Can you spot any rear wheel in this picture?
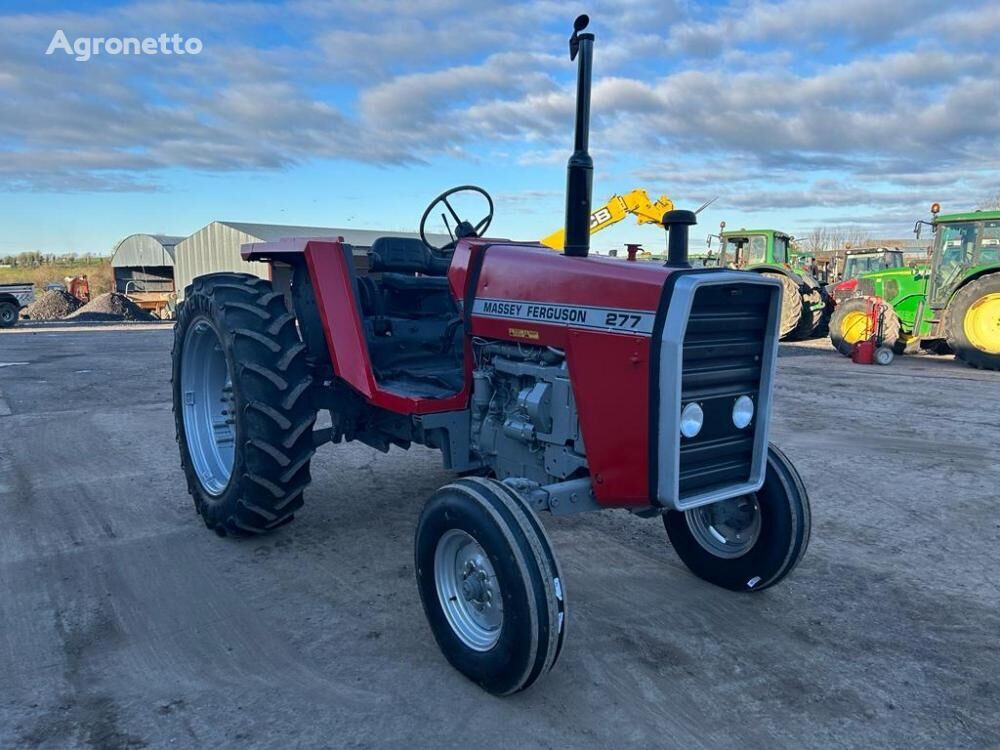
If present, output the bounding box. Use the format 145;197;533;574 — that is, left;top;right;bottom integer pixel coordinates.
172;273;316;535
663;444;810;592
0;301;18;328
415;478;565;695
761;272;802;340
793;287;825;340
946;275;1000;370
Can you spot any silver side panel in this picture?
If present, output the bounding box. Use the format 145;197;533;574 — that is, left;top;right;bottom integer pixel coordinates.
657;271;782;511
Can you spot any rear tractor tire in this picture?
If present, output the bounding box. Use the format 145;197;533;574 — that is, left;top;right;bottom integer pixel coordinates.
663;444;810;592
829;297;900;358
172;272;317;536
945;274;1000;371
761;272;802;340
415;478;566;695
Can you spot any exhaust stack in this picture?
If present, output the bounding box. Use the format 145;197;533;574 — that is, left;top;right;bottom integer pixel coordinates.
663;210;696;268
563;15;595;258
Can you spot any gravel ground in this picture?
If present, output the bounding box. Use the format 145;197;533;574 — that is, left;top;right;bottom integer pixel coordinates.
0;331;998;749
20;290;83;321
65;293;154;322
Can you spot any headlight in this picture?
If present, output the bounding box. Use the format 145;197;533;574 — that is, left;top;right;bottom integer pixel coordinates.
732;395;754;429
679;402;704;438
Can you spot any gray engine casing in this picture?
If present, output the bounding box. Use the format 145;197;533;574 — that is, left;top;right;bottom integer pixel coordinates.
470;344;587;485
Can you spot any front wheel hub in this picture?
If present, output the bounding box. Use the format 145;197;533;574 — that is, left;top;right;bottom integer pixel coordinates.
434;530;503;650
685;495;762;559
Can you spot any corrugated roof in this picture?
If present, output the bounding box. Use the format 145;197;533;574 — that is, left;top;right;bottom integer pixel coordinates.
111;233;187;268
218;221;441;246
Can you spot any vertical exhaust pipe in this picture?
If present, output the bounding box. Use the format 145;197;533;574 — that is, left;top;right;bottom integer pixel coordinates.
663;209;696;268
563;15;595;258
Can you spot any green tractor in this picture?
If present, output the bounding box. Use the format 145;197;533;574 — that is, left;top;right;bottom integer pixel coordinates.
829;205;1000;370
835;247;906;285
708;224;831;339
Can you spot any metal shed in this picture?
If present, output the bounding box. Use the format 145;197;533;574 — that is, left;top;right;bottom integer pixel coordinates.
174;221;447;301
111;233;185;293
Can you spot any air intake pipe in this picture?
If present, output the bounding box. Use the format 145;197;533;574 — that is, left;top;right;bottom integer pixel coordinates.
663;209;696;268
563;15;595;258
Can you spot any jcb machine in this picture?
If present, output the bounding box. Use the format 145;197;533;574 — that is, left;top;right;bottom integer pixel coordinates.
540;188;674;250
172;16;810;695
709;224;831;339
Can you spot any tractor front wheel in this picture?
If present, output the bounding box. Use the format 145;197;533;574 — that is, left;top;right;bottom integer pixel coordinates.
172;273;317;536
946;274;1000;370
829;298;900;357
663;444;810;592
415;478;566;695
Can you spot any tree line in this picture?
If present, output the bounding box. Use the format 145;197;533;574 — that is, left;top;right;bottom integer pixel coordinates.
2;252;108;268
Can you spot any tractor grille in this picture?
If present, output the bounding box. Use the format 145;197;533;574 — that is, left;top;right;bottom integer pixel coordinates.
678;282;773;500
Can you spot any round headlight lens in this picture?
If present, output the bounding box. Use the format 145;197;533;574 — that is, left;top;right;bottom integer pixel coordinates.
732;395;754;429
680;402;704;438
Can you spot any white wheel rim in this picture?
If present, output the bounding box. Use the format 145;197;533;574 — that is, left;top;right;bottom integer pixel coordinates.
686;496;762;559
433;529;503;651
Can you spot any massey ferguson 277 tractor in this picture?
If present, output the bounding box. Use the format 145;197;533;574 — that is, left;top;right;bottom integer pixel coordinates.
172;16;811;695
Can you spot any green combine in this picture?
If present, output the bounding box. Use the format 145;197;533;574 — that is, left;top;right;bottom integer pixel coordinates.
709;225;831;339
829;205;1000;369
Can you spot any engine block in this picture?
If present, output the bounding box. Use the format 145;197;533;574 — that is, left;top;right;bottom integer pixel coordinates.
470;342;587;486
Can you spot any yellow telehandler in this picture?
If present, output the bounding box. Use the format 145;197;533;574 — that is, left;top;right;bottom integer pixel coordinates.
540;188;674;250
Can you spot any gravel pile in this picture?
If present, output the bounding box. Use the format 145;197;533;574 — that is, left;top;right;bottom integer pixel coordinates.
20;290;83;320
65;293;155;322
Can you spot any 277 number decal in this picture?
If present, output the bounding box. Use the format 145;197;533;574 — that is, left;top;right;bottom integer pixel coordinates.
604;312;643;328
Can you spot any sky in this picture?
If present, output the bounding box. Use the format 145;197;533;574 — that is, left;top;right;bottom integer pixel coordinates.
0;0;997;257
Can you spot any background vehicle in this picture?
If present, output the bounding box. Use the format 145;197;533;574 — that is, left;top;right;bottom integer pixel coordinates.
830;205;1000;369
540;188;674;250
171;14;811;695
709;224;831;339
837;248;904;287
0;283;34;328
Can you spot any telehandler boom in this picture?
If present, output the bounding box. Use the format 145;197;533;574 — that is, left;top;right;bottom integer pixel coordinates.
540;188;674;250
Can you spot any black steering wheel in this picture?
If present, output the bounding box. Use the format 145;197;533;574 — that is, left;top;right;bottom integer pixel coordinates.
419;185;494;252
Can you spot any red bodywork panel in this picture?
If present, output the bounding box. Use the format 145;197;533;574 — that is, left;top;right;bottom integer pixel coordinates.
244;236;680;507
456;241;674;507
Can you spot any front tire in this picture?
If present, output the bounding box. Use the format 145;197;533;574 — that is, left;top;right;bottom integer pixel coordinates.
664;444;810;592
415;478;566;695
829;297;900;357
172;273;316;536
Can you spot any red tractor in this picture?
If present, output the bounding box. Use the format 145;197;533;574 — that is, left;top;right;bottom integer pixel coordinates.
172;16;810;695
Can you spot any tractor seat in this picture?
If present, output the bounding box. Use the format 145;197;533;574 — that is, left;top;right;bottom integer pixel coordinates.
368;237;450;276
380;273;450;293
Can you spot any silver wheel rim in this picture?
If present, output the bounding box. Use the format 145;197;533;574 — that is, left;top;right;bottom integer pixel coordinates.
686;495;761;559
181;317;236;496
434;530;503;651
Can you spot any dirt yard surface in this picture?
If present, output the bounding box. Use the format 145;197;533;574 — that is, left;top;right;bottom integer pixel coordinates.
1;330;997;749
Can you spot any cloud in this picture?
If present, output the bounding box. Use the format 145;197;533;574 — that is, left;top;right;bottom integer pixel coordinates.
0;0;997;235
